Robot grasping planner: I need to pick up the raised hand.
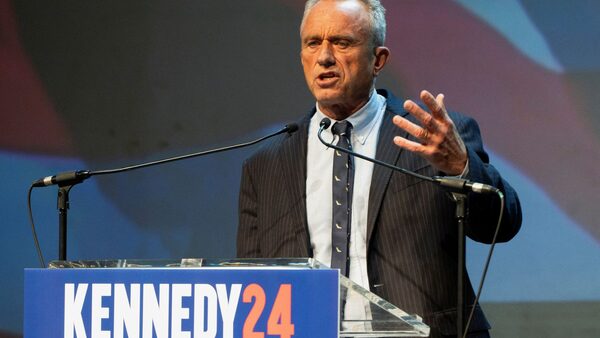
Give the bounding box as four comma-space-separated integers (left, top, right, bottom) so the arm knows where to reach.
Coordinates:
392, 90, 468, 175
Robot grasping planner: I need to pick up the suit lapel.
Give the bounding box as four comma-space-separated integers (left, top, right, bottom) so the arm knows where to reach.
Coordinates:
277, 114, 312, 256
366, 93, 409, 247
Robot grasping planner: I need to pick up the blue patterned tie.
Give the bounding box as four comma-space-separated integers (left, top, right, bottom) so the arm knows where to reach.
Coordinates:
330, 121, 353, 277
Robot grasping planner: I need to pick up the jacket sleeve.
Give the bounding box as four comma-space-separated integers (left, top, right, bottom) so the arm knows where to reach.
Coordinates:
237, 159, 262, 257
453, 113, 522, 243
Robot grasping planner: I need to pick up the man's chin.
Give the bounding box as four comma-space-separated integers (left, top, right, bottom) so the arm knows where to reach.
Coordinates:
313, 91, 343, 107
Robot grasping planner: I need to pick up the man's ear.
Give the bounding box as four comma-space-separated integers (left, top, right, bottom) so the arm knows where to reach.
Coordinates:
373, 46, 390, 76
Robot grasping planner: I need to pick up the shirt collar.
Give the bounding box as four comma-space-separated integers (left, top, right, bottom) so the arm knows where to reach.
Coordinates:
314, 89, 385, 145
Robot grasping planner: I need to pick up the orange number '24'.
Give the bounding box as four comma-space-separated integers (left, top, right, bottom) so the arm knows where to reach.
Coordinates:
242, 284, 295, 338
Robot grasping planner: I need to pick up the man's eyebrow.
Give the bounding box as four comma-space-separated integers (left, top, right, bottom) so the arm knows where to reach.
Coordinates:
303, 34, 357, 43
303, 34, 322, 43
328, 35, 356, 42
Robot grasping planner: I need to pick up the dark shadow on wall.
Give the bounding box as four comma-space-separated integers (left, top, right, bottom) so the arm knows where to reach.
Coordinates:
0, 331, 21, 338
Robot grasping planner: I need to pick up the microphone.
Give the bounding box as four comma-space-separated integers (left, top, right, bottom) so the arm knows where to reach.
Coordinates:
318, 117, 498, 195
319, 117, 332, 130
432, 176, 500, 194
32, 123, 299, 187
286, 123, 299, 134
32, 171, 91, 188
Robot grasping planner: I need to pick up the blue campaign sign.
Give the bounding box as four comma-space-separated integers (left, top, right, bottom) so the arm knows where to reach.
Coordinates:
24, 268, 339, 338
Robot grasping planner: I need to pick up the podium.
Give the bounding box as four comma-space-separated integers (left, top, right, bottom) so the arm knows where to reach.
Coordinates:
25, 258, 429, 337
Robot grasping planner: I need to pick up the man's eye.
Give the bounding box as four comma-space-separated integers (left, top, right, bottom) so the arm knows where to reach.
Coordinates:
306, 40, 320, 47
335, 40, 350, 48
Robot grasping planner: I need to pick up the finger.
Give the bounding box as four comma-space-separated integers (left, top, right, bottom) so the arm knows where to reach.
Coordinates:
436, 93, 452, 123
436, 93, 445, 110
393, 135, 428, 155
392, 115, 430, 142
403, 99, 437, 132
420, 90, 446, 120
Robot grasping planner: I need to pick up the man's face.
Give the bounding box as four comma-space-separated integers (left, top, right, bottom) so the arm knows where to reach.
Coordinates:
300, 0, 382, 117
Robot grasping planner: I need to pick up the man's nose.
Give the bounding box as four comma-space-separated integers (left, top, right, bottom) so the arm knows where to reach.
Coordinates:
317, 42, 335, 67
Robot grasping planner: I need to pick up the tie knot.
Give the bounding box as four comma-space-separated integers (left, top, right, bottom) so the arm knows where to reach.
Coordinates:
332, 121, 353, 138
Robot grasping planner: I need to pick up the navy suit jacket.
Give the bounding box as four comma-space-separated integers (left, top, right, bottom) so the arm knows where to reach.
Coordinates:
237, 89, 522, 337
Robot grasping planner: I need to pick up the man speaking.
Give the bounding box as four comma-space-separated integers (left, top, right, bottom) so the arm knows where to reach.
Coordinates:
237, 1, 522, 337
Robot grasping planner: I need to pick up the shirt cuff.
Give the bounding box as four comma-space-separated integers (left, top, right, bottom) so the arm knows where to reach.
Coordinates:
456, 158, 469, 178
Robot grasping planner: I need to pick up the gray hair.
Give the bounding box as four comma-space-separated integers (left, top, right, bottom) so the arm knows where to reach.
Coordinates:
301, 0, 387, 48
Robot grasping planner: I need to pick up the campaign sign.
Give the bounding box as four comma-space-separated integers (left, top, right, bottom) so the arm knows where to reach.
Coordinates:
24, 268, 339, 338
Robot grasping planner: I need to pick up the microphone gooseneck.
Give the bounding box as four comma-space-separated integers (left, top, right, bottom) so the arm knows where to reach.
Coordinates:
32, 123, 299, 187
318, 117, 498, 194
318, 117, 434, 183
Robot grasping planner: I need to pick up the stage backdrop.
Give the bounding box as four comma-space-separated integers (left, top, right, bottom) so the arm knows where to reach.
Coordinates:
1, 0, 599, 337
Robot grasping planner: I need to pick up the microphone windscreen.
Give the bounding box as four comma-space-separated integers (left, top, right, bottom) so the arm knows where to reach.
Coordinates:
320, 118, 332, 129
286, 123, 299, 133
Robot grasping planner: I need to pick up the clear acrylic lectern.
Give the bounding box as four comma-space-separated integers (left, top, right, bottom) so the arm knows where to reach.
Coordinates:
49, 258, 429, 337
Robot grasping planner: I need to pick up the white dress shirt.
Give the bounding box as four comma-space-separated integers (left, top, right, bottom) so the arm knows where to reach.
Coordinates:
306, 90, 387, 291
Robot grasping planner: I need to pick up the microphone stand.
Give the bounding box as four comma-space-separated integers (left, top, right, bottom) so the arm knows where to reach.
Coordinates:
34, 123, 298, 261
317, 121, 488, 338
450, 192, 467, 338
57, 185, 71, 261
50, 171, 91, 260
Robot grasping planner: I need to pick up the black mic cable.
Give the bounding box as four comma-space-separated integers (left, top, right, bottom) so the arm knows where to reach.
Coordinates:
28, 123, 299, 267
318, 117, 504, 338
27, 184, 45, 268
